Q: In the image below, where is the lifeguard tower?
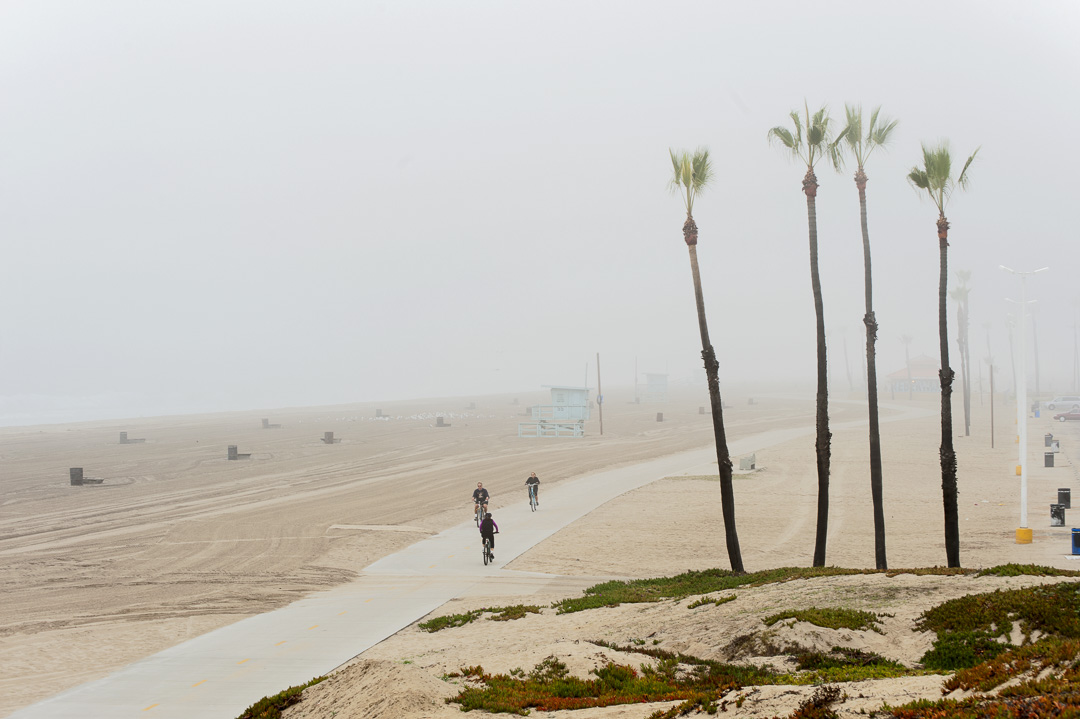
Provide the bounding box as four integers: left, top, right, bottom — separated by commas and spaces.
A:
641, 373, 668, 404
519, 385, 590, 438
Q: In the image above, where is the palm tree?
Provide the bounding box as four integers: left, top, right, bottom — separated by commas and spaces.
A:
837, 104, 897, 570
950, 269, 972, 437
669, 147, 744, 574
769, 103, 841, 567
907, 141, 979, 568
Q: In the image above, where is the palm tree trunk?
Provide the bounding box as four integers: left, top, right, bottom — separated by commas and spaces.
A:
804, 170, 831, 568
963, 299, 972, 432
937, 216, 960, 567
958, 303, 970, 436
684, 215, 744, 574
857, 172, 887, 569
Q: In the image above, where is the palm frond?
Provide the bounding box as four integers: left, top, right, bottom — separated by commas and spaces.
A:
957, 147, 980, 190
668, 147, 712, 215
767, 126, 798, 152
828, 126, 848, 172
908, 140, 978, 215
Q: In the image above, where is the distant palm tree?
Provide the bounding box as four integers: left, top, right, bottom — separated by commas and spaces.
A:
901, 335, 914, 400
669, 147, 744, 574
950, 270, 972, 437
837, 104, 897, 570
907, 141, 979, 568
769, 103, 841, 568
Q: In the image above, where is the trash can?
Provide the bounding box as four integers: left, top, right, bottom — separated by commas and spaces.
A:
1073, 528, 1080, 555
1051, 504, 1065, 527
1045, 451, 1055, 468
1046, 433, 1054, 447
1059, 488, 1071, 508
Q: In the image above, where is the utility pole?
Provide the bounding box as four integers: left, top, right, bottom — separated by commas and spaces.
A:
596, 352, 604, 436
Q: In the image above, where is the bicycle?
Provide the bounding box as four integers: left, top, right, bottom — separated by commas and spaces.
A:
528, 484, 538, 512
474, 501, 488, 527
482, 535, 493, 565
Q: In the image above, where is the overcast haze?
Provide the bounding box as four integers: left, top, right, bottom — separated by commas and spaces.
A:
1, 1, 1078, 424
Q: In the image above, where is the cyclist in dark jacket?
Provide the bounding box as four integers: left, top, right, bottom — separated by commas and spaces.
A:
525, 472, 540, 504
479, 513, 499, 559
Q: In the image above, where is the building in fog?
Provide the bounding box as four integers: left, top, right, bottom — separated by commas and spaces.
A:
886, 354, 941, 394
637, 373, 668, 403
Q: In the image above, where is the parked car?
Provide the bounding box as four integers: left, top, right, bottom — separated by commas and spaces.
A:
1053, 409, 1080, 422
1046, 396, 1080, 410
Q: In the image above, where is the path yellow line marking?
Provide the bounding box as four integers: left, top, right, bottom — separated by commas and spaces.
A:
308, 625, 319, 630
448, 554, 455, 558
142, 704, 159, 711
192, 679, 207, 687
364, 598, 372, 603
237, 658, 249, 665
275, 641, 287, 646
429, 564, 436, 568
338, 610, 347, 615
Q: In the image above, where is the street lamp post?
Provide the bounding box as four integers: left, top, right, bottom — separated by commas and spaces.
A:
1001, 265, 1048, 544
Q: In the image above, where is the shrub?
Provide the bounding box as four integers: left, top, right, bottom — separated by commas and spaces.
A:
234, 676, 325, 719
418, 609, 483, 632
763, 607, 883, 633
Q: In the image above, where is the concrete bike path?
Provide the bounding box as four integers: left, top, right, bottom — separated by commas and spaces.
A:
11, 402, 931, 719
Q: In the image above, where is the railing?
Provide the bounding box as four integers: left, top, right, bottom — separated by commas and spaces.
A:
518, 420, 585, 438
529, 404, 590, 421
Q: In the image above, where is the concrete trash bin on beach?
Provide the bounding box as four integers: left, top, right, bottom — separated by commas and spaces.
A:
1045, 451, 1055, 468
1060, 488, 1072, 509
1051, 504, 1065, 527
1074, 528, 1080, 555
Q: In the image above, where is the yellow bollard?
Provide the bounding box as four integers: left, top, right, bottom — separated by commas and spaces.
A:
1016, 528, 1033, 544
1016, 465, 1022, 476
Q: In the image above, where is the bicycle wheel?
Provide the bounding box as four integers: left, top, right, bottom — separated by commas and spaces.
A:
530, 487, 537, 511
483, 537, 491, 565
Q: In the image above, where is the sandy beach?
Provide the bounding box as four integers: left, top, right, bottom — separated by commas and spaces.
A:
2, 387, 1077, 717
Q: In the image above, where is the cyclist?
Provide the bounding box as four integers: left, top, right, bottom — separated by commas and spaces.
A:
479, 512, 499, 559
525, 472, 540, 505
472, 482, 490, 520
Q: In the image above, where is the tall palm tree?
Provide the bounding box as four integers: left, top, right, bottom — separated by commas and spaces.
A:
769, 103, 841, 567
669, 147, 744, 574
907, 141, 979, 568
837, 104, 897, 570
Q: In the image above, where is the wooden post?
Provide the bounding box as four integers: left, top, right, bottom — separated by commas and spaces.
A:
990, 364, 995, 449
70, 468, 84, 486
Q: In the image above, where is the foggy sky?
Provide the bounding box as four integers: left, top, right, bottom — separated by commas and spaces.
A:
1, 1, 1078, 424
